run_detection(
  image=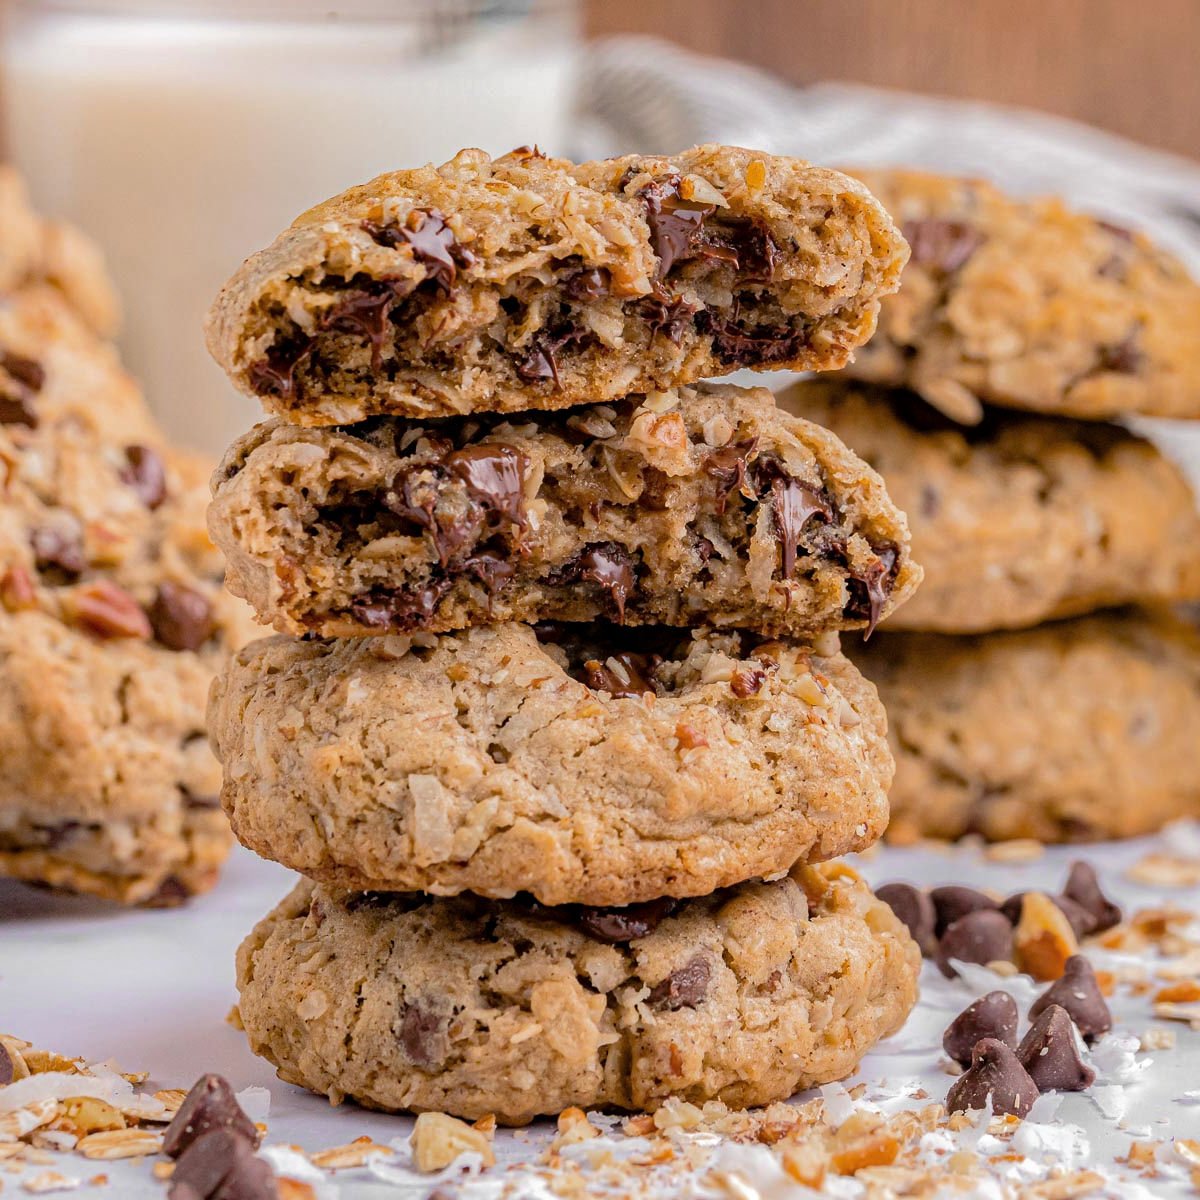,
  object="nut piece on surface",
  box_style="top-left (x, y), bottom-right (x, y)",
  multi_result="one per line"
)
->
top-left (410, 1111), bottom-right (496, 1173)
top-left (1013, 891), bottom-right (1080, 981)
